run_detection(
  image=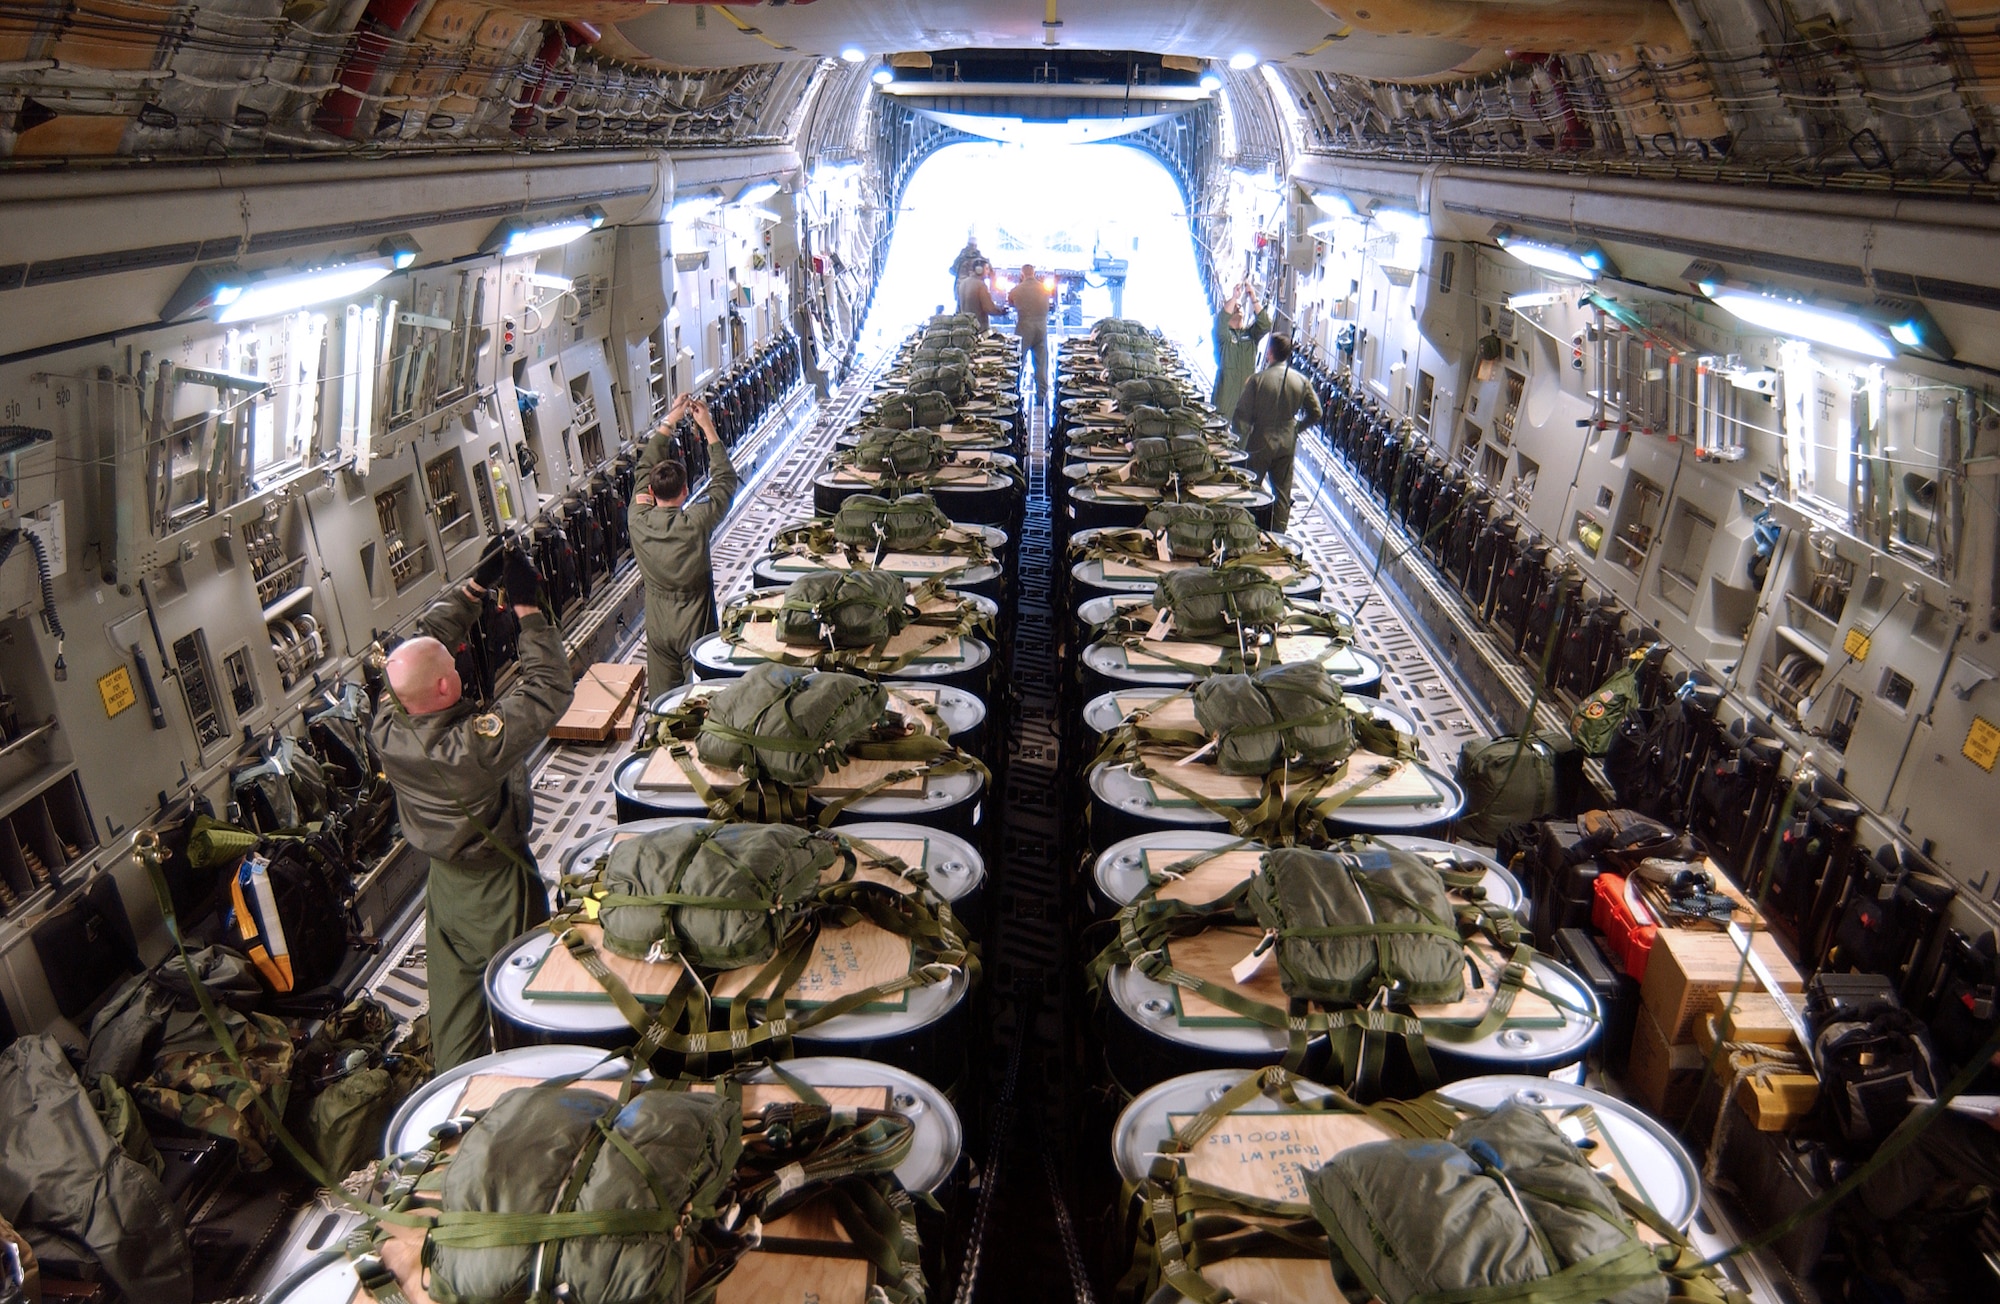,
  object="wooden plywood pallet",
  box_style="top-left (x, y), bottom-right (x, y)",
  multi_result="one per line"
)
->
top-left (549, 663), bottom-right (646, 742)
